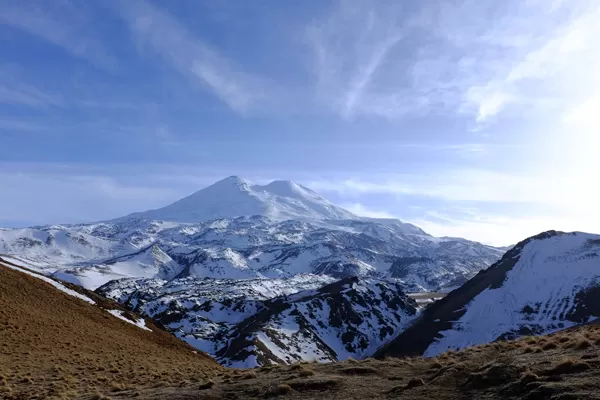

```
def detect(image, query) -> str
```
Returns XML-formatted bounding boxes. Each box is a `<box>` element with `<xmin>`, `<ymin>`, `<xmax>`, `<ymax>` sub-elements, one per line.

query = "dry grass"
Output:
<box><xmin>197</xmin><ymin>379</ymin><xmax>215</xmax><ymax>390</ymax></box>
<box><xmin>241</xmin><ymin>371</ymin><xmax>258</xmax><ymax>380</ymax></box>
<box><xmin>89</xmin><ymin>394</ymin><xmax>112</xmax><ymax>400</ymax></box>
<box><xmin>0</xmin><ymin>263</ymin><xmax>221</xmax><ymax>399</ymax></box>
<box><xmin>339</xmin><ymin>366</ymin><xmax>379</xmax><ymax>375</ymax></box>
<box><xmin>542</xmin><ymin>341</ymin><xmax>558</xmax><ymax>350</ymax></box>
<box><xmin>545</xmin><ymin>358</ymin><xmax>591</xmax><ymax>376</ymax></box>
<box><xmin>264</xmin><ymin>384</ymin><xmax>292</xmax><ymax>396</ymax></box>
<box><xmin>6</xmin><ymin>260</ymin><xmax>600</xmax><ymax>400</ymax></box>
<box><xmin>289</xmin><ymin>363</ymin><xmax>315</xmax><ymax>377</ymax></box>
<box><xmin>287</xmin><ymin>377</ymin><xmax>342</xmax><ymax>392</ymax></box>
<box><xmin>297</xmin><ymin>368</ymin><xmax>316</xmax><ymax>377</ymax></box>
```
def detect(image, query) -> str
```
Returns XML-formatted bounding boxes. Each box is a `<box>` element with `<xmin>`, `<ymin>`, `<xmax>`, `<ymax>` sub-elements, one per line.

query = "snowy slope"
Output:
<box><xmin>378</xmin><ymin>230</ymin><xmax>600</xmax><ymax>359</ymax></box>
<box><xmin>218</xmin><ymin>277</ymin><xmax>418</xmax><ymax>367</ymax></box>
<box><xmin>0</xmin><ymin>213</ymin><xmax>502</xmax><ymax>292</ymax></box>
<box><xmin>98</xmin><ymin>274</ymin><xmax>335</xmax><ymax>359</ymax></box>
<box><xmin>97</xmin><ymin>275</ymin><xmax>417</xmax><ymax>367</ymax></box>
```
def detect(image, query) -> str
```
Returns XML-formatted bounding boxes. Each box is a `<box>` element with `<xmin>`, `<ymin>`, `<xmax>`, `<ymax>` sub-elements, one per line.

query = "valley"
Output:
<box><xmin>5</xmin><ymin>256</ymin><xmax>600</xmax><ymax>399</ymax></box>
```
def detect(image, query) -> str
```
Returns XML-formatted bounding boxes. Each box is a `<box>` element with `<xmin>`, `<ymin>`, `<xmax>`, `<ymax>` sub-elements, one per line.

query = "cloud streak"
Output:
<box><xmin>307</xmin><ymin>1</ymin><xmax>411</xmax><ymax>119</ymax></box>
<box><xmin>115</xmin><ymin>0</ymin><xmax>276</xmax><ymax>115</ymax></box>
<box><xmin>0</xmin><ymin>0</ymin><xmax>116</xmax><ymax>70</ymax></box>
<box><xmin>0</xmin><ymin>83</ymin><xmax>63</xmax><ymax>109</ymax></box>
<box><xmin>339</xmin><ymin>203</ymin><xmax>396</xmax><ymax>219</ymax></box>
<box><xmin>306</xmin><ymin>0</ymin><xmax>600</xmax><ymax>123</ymax></box>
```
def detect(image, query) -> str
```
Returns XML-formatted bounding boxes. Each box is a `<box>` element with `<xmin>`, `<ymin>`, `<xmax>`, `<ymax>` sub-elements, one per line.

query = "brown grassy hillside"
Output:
<box><xmin>0</xmin><ymin>263</ymin><xmax>221</xmax><ymax>399</ymax></box>
<box><xmin>4</xmin><ymin>260</ymin><xmax>600</xmax><ymax>399</ymax></box>
<box><xmin>120</xmin><ymin>323</ymin><xmax>600</xmax><ymax>399</ymax></box>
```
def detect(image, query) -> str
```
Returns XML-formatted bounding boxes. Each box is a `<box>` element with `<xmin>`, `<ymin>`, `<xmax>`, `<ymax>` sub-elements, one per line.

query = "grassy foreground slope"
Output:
<box><xmin>132</xmin><ymin>323</ymin><xmax>600</xmax><ymax>399</ymax></box>
<box><xmin>3</xmin><ymin>258</ymin><xmax>600</xmax><ymax>399</ymax></box>
<box><xmin>0</xmin><ymin>262</ymin><xmax>221</xmax><ymax>399</ymax></box>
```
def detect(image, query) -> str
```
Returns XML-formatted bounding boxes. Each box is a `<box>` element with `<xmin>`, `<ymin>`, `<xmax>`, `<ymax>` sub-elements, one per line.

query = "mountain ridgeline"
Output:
<box><xmin>98</xmin><ymin>275</ymin><xmax>418</xmax><ymax>367</ymax></box>
<box><xmin>0</xmin><ymin>176</ymin><xmax>503</xmax><ymax>293</ymax></box>
<box><xmin>377</xmin><ymin>230</ymin><xmax>600</xmax><ymax>359</ymax></box>
<box><xmin>7</xmin><ymin>177</ymin><xmax>600</xmax><ymax>368</ymax></box>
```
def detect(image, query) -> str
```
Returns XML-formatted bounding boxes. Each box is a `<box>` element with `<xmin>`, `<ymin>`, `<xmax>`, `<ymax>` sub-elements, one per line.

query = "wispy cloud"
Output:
<box><xmin>340</xmin><ymin>203</ymin><xmax>396</xmax><ymax>219</ymax></box>
<box><xmin>306</xmin><ymin>1</ymin><xmax>411</xmax><ymax>119</ymax></box>
<box><xmin>306</xmin><ymin>0</ymin><xmax>600</xmax><ymax>123</ymax></box>
<box><xmin>308</xmin><ymin>169</ymin><xmax>600</xmax><ymax>211</ymax></box>
<box><xmin>0</xmin><ymin>118</ymin><xmax>51</xmax><ymax>132</ymax></box>
<box><xmin>114</xmin><ymin>0</ymin><xmax>276</xmax><ymax>115</ymax></box>
<box><xmin>0</xmin><ymin>170</ymin><xmax>177</xmax><ymax>225</ymax></box>
<box><xmin>307</xmin><ymin>165</ymin><xmax>600</xmax><ymax>245</ymax></box>
<box><xmin>0</xmin><ymin>162</ymin><xmax>223</xmax><ymax>225</ymax></box>
<box><xmin>461</xmin><ymin>1</ymin><xmax>600</xmax><ymax>122</ymax></box>
<box><xmin>0</xmin><ymin>0</ymin><xmax>116</xmax><ymax>70</ymax></box>
<box><xmin>0</xmin><ymin>83</ymin><xmax>63</xmax><ymax>109</ymax></box>
<box><xmin>411</xmin><ymin>211</ymin><xmax>572</xmax><ymax>247</ymax></box>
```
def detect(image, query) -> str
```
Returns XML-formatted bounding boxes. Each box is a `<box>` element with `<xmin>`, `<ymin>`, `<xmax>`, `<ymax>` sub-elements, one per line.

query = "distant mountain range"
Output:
<box><xmin>0</xmin><ymin>176</ymin><xmax>503</xmax><ymax>292</ymax></box>
<box><xmin>0</xmin><ymin>176</ymin><xmax>506</xmax><ymax>365</ymax></box>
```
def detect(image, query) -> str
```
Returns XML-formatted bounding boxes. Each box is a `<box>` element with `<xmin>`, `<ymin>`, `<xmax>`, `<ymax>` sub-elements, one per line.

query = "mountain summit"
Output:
<box><xmin>121</xmin><ymin>176</ymin><xmax>357</xmax><ymax>223</ymax></box>
<box><xmin>0</xmin><ymin>175</ymin><xmax>505</xmax><ymax>367</ymax></box>
<box><xmin>0</xmin><ymin>176</ymin><xmax>503</xmax><ymax>291</ymax></box>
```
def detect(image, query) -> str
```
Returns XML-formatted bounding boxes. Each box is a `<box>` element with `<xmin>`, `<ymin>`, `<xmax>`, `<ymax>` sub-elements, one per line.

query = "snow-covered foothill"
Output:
<box><xmin>378</xmin><ymin>231</ymin><xmax>600</xmax><ymax>359</ymax></box>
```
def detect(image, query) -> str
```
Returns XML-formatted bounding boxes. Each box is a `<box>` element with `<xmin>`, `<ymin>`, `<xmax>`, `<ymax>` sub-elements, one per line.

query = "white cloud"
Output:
<box><xmin>411</xmin><ymin>213</ymin><xmax>574</xmax><ymax>247</ymax></box>
<box><xmin>563</xmin><ymin>97</ymin><xmax>600</xmax><ymax>127</ymax></box>
<box><xmin>306</xmin><ymin>1</ymin><xmax>412</xmax><ymax>119</ymax></box>
<box><xmin>0</xmin><ymin>83</ymin><xmax>63</xmax><ymax>109</ymax></box>
<box><xmin>339</xmin><ymin>203</ymin><xmax>395</xmax><ymax>219</ymax></box>
<box><xmin>307</xmin><ymin>166</ymin><xmax>600</xmax><ymax>245</ymax></box>
<box><xmin>115</xmin><ymin>0</ymin><xmax>275</xmax><ymax>115</ymax></box>
<box><xmin>0</xmin><ymin>171</ymin><xmax>177</xmax><ymax>225</ymax></box>
<box><xmin>306</xmin><ymin>0</ymin><xmax>600</xmax><ymax>124</ymax></box>
<box><xmin>0</xmin><ymin>1</ymin><xmax>116</xmax><ymax>70</ymax></box>
<box><xmin>311</xmin><ymin>169</ymin><xmax>600</xmax><ymax>212</ymax></box>
<box><xmin>463</xmin><ymin>1</ymin><xmax>600</xmax><ymax>122</ymax></box>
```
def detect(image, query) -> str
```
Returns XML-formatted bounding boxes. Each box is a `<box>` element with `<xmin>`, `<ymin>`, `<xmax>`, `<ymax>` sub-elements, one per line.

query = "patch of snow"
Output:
<box><xmin>1</xmin><ymin>262</ymin><xmax>95</xmax><ymax>304</ymax></box>
<box><xmin>106</xmin><ymin>309</ymin><xmax>151</xmax><ymax>331</ymax></box>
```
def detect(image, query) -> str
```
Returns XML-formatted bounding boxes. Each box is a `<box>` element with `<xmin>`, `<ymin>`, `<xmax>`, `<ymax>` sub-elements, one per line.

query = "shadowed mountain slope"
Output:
<box><xmin>376</xmin><ymin>230</ymin><xmax>600</xmax><ymax>359</ymax></box>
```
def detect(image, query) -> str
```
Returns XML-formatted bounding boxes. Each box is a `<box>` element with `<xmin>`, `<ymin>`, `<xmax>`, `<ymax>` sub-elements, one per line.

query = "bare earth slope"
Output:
<box><xmin>0</xmin><ymin>262</ymin><xmax>220</xmax><ymax>399</ymax></box>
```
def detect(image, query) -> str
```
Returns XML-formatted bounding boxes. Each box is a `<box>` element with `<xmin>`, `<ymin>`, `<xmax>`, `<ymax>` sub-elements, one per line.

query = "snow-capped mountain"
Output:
<box><xmin>0</xmin><ymin>176</ymin><xmax>509</xmax><ymax>366</ymax></box>
<box><xmin>0</xmin><ymin>177</ymin><xmax>503</xmax><ymax>292</ymax></box>
<box><xmin>97</xmin><ymin>275</ymin><xmax>418</xmax><ymax>367</ymax></box>
<box><xmin>120</xmin><ymin>176</ymin><xmax>357</xmax><ymax>223</ymax></box>
<box><xmin>377</xmin><ymin>230</ymin><xmax>600</xmax><ymax>359</ymax></box>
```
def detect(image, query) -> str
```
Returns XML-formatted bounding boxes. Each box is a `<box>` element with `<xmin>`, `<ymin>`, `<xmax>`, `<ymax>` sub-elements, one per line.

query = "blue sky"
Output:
<box><xmin>1</xmin><ymin>0</ymin><xmax>599</xmax><ymax>245</ymax></box>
